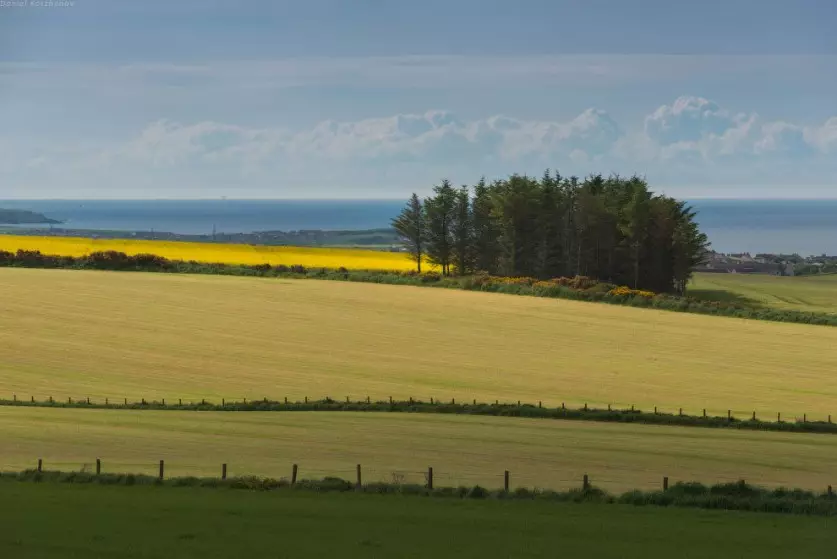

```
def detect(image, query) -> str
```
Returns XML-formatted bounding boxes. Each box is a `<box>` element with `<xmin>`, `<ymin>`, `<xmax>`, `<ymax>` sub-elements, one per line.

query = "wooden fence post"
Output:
<box><xmin>291</xmin><ymin>464</ymin><xmax>298</xmax><ymax>485</ymax></box>
<box><xmin>158</xmin><ymin>460</ymin><xmax>164</xmax><ymax>480</ymax></box>
<box><xmin>38</xmin><ymin>458</ymin><xmax>42</xmax><ymax>472</ymax></box>
<box><xmin>504</xmin><ymin>470</ymin><xmax>510</xmax><ymax>493</ymax></box>
<box><xmin>222</xmin><ymin>463</ymin><xmax>227</xmax><ymax>480</ymax></box>
<box><xmin>663</xmin><ymin>476</ymin><xmax>669</xmax><ymax>491</ymax></box>
<box><xmin>583</xmin><ymin>474</ymin><xmax>589</xmax><ymax>490</ymax></box>
<box><xmin>427</xmin><ymin>467</ymin><xmax>434</xmax><ymax>490</ymax></box>
<box><xmin>96</xmin><ymin>458</ymin><xmax>101</xmax><ymax>475</ymax></box>
<box><xmin>356</xmin><ymin>464</ymin><xmax>362</xmax><ymax>488</ymax></box>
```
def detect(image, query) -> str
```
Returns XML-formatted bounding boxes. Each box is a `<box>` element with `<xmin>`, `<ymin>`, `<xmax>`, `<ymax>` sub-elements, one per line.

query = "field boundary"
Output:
<box><xmin>4</xmin><ymin>468</ymin><xmax>837</xmax><ymax>518</ymax></box>
<box><xmin>2</xmin><ymin>248</ymin><xmax>837</xmax><ymax>327</ymax></box>
<box><xmin>3</xmin><ymin>396</ymin><xmax>835</xmax><ymax>435</ymax></box>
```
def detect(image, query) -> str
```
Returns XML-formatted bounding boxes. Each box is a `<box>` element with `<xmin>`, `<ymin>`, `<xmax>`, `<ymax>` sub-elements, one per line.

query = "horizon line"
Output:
<box><xmin>4</xmin><ymin>197</ymin><xmax>837</xmax><ymax>202</ymax></box>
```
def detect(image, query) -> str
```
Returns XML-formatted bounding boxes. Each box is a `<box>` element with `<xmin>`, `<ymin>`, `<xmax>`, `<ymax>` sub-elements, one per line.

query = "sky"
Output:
<box><xmin>1</xmin><ymin>0</ymin><xmax>836</xmax><ymax>199</ymax></box>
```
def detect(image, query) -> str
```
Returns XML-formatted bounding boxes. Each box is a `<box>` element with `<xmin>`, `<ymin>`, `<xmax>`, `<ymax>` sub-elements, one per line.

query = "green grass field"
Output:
<box><xmin>690</xmin><ymin>272</ymin><xmax>837</xmax><ymax>313</ymax></box>
<box><xmin>0</xmin><ymin>482</ymin><xmax>834</xmax><ymax>558</ymax></box>
<box><xmin>2</xmin><ymin>267</ymin><xmax>837</xmax><ymax>417</ymax></box>
<box><xmin>3</xmin><ymin>407</ymin><xmax>837</xmax><ymax>492</ymax></box>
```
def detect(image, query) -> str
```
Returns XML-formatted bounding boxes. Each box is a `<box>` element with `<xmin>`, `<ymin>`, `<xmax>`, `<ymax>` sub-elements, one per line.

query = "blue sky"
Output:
<box><xmin>1</xmin><ymin>0</ymin><xmax>836</xmax><ymax>199</ymax></box>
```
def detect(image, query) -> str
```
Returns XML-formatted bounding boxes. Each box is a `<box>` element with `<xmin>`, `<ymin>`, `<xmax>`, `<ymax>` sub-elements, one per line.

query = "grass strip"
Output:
<box><xmin>2</xmin><ymin>397</ymin><xmax>834</xmax><ymax>435</ymax></box>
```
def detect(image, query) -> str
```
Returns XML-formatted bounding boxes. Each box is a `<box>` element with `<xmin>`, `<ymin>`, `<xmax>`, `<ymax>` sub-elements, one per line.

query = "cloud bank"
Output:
<box><xmin>3</xmin><ymin>96</ymin><xmax>836</xmax><ymax>198</ymax></box>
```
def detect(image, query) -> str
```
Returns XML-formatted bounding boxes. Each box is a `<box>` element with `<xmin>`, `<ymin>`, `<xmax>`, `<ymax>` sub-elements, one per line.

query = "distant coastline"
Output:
<box><xmin>0</xmin><ymin>209</ymin><xmax>62</xmax><ymax>225</ymax></box>
<box><xmin>1</xmin><ymin>198</ymin><xmax>836</xmax><ymax>255</ymax></box>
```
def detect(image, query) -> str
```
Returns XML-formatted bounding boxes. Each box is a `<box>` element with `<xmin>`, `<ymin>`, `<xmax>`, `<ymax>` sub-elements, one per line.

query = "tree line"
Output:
<box><xmin>391</xmin><ymin>171</ymin><xmax>710</xmax><ymax>294</ymax></box>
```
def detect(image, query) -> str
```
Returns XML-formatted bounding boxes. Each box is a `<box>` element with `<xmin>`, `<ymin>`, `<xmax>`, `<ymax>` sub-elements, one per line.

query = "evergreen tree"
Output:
<box><xmin>424</xmin><ymin>180</ymin><xmax>458</xmax><ymax>275</ymax></box>
<box><xmin>471</xmin><ymin>177</ymin><xmax>499</xmax><ymax>274</ymax></box>
<box><xmin>391</xmin><ymin>193</ymin><xmax>425</xmax><ymax>273</ymax></box>
<box><xmin>451</xmin><ymin>185</ymin><xmax>473</xmax><ymax>275</ymax></box>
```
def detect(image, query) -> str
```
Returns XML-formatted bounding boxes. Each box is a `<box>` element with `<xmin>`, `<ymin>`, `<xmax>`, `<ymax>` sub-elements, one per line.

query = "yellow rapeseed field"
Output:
<box><xmin>2</xmin><ymin>267</ymin><xmax>837</xmax><ymax>417</ymax></box>
<box><xmin>0</xmin><ymin>234</ymin><xmax>416</xmax><ymax>271</ymax></box>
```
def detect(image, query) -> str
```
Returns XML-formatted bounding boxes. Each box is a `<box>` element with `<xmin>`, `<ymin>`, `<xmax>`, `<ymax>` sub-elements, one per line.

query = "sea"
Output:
<box><xmin>1</xmin><ymin>199</ymin><xmax>836</xmax><ymax>256</ymax></box>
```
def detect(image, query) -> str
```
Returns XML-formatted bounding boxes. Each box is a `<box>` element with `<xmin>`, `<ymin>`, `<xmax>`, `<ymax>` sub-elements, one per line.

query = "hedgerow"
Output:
<box><xmin>3</xmin><ymin>470</ymin><xmax>836</xmax><ymax>517</ymax></box>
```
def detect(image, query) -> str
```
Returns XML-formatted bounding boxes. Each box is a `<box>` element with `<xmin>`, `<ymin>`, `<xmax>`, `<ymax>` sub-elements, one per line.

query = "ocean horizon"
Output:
<box><xmin>2</xmin><ymin>198</ymin><xmax>836</xmax><ymax>256</ymax></box>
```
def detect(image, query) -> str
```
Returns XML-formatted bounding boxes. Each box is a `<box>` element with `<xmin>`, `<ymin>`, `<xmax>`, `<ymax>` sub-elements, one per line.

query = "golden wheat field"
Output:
<box><xmin>2</xmin><ymin>267</ymin><xmax>837</xmax><ymax>417</ymax></box>
<box><xmin>3</xmin><ymin>407</ymin><xmax>837</xmax><ymax>492</ymax></box>
<box><xmin>0</xmin><ymin>234</ymin><xmax>415</xmax><ymax>271</ymax></box>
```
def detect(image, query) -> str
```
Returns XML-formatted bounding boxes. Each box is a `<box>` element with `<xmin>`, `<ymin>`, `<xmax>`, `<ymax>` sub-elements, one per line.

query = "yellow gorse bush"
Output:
<box><xmin>0</xmin><ymin>235</ymin><xmax>419</xmax><ymax>272</ymax></box>
<box><xmin>608</xmin><ymin>286</ymin><xmax>656</xmax><ymax>299</ymax></box>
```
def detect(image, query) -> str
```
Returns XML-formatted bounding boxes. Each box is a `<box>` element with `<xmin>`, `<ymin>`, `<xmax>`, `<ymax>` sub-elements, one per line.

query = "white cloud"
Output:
<box><xmin>2</xmin><ymin>96</ymin><xmax>835</xmax><ymax>198</ymax></box>
<box><xmin>804</xmin><ymin>117</ymin><xmax>837</xmax><ymax>153</ymax></box>
<box><xmin>636</xmin><ymin>96</ymin><xmax>836</xmax><ymax>162</ymax></box>
<box><xmin>644</xmin><ymin>96</ymin><xmax>743</xmax><ymax>144</ymax></box>
<box><xmin>100</xmin><ymin>108</ymin><xmax>622</xmax><ymax>167</ymax></box>
<box><xmin>755</xmin><ymin>121</ymin><xmax>813</xmax><ymax>155</ymax></box>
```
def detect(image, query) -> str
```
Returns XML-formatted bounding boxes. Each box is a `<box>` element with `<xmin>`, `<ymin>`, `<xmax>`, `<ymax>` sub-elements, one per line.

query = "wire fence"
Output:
<box><xmin>1</xmin><ymin>394</ymin><xmax>833</xmax><ymax>427</ymax></box>
<box><xmin>4</xmin><ymin>458</ymin><xmax>834</xmax><ymax>495</ymax></box>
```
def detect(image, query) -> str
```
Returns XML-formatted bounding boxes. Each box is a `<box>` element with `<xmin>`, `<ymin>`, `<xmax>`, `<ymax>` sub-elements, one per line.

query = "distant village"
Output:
<box><xmin>696</xmin><ymin>251</ymin><xmax>837</xmax><ymax>276</ymax></box>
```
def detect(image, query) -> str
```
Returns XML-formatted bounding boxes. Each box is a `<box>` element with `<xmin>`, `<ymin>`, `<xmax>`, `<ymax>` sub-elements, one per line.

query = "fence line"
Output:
<box><xmin>14</xmin><ymin>457</ymin><xmax>837</xmax><ymax>497</ymax></box>
<box><xmin>2</xmin><ymin>395</ymin><xmax>835</xmax><ymax>434</ymax></box>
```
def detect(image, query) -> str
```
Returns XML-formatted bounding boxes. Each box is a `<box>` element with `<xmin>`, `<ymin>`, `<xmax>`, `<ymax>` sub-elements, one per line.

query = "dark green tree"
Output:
<box><xmin>391</xmin><ymin>193</ymin><xmax>425</xmax><ymax>273</ymax></box>
<box><xmin>424</xmin><ymin>180</ymin><xmax>458</xmax><ymax>275</ymax></box>
<box><xmin>471</xmin><ymin>177</ymin><xmax>499</xmax><ymax>274</ymax></box>
<box><xmin>451</xmin><ymin>185</ymin><xmax>473</xmax><ymax>275</ymax></box>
